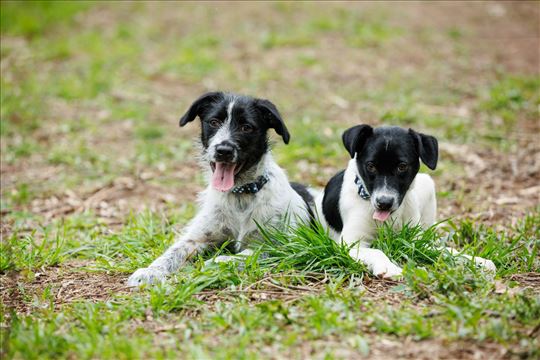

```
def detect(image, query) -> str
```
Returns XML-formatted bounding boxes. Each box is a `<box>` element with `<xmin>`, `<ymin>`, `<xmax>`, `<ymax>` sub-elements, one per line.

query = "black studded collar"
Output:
<box><xmin>231</xmin><ymin>174</ymin><xmax>270</xmax><ymax>195</ymax></box>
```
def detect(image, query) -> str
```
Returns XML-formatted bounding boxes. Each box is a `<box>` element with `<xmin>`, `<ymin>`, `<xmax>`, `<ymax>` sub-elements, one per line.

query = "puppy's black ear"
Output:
<box><xmin>408</xmin><ymin>129</ymin><xmax>438</xmax><ymax>170</ymax></box>
<box><xmin>255</xmin><ymin>99</ymin><xmax>290</xmax><ymax>144</ymax></box>
<box><xmin>342</xmin><ymin>125</ymin><xmax>373</xmax><ymax>158</ymax></box>
<box><xmin>179</xmin><ymin>91</ymin><xmax>224</xmax><ymax>127</ymax></box>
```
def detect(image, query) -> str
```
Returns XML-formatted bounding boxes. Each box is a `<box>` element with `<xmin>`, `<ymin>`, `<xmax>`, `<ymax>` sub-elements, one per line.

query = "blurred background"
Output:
<box><xmin>1</xmin><ymin>1</ymin><xmax>538</xmax><ymax>233</ymax></box>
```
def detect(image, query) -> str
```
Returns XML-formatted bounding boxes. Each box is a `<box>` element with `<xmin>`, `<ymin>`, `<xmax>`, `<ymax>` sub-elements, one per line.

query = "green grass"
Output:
<box><xmin>0</xmin><ymin>230</ymin><xmax>66</xmax><ymax>272</ymax></box>
<box><xmin>257</xmin><ymin>218</ymin><xmax>367</xmax><ymax>276</ymax></box>
<box><xmin>2</xmin><ymin>1</ymin><xmax>539</xmax><ymax>359</ymax></box>
<box><xmin>0</xmin><ymin>1</ymin><xmax>91</xmax><ymax>38</ymax></box>
<box><xmin>481</xmin><ymin>75</ymin><xmax>540</xmax><ymax>124</ymax></box>
<box><xmin>444</xmin><ymin>213</ymin><xmax>540</xmax><ymax>276</ymax></box>
<box><xmin>3</xmin><ymin>214</ymin><xmax>540</xmax><ymax>359</ymax></box>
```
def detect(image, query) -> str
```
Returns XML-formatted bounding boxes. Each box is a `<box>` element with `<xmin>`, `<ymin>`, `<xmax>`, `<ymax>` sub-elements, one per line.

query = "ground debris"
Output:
<box><xmin>0</xmin><ymin>262</ymin><xmax>128</xmax><ymax>316</ymax></box>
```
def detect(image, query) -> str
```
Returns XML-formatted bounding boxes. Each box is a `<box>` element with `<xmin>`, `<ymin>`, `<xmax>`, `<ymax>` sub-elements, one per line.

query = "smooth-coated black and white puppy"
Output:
<box><xmin>128</xmin><ymin>92</ymin><xmax>314</xmax><ymax>286</ymax></box>
<box><xmin>316</xmin><ymin>125</ymin><xmax>494</xmax><ymax>278</ymax></box>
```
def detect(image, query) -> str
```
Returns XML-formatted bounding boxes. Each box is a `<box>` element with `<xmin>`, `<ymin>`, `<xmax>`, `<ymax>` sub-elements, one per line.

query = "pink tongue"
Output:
<box><xmin>373</xmin><ymin>210</ymin><xmax>391</xmax><ymax>222</ymax></box>
<box><xmin>211</xmin><ymin>162</ymin><xmax>236</xmax><ymax>192</ymax></box>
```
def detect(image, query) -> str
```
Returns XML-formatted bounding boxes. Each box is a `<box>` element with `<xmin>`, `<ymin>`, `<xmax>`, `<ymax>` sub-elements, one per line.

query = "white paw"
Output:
<box><xmin>127</xmin><ymin>267</ymin><xmax>167</xmax><ymax>287</ymax></box>
<box><xmin>474</xmin><ymin>257</ymin><xmax>497</xmax><ymax>272</ymax></box>
<box><xmin>372</xmin><ymin>261</ymin><xmax>403</xmax><ymax>279</ymax></box>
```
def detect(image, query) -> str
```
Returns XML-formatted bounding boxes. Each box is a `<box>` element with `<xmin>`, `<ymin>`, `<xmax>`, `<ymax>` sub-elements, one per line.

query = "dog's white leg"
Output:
<box><xmin>127</xmin><ymin>211</ymin><xmax>217</xmax><ymax>286</ymax></box>
<box><xmin>444</xmin><ymin>247</ymin><xmax>497</xmax><ymax>272</ymax></box>
<box><xmin>341</xmin><ymin>218</ymin><xmax>402</xmax><ymax>278</ymax></box>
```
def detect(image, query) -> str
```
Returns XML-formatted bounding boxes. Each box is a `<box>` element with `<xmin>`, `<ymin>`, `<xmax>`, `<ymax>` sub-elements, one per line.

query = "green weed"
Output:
<box><xmin>1</xmin><ymin>229</ymin><xmax>68</xmax><ymax>273</ymax></box>
<box><xmin>257</xmin><ymin>219</ymin><xmax>366</xmax><ymax>276</ymax></box>
<box><xmin>0</xmin><ymin>1</ymin><xmax>92</xmax><ymax>38</ymax></box>
<box><xmin>481</xmin><ymin>75</ymin><xmax>540</xmax><ymax>124</ymax></box>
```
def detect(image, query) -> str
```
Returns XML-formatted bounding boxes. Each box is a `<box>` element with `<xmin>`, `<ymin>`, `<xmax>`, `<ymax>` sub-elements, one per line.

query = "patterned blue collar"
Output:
<box><xmin>231</xmin><ymin>174</ymin><xmax>270</xmax><ymax>195</ymax></box>
<box><xmin>354</xmin><ymin>175</ymin><xmax>371</xmax><ymax>200</ymax></box>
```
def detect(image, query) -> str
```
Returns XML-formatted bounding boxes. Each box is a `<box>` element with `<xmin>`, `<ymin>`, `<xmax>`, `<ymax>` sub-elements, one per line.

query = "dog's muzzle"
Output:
<box><xmin>214</xmin><ymin>142</ymin><xmax>237</xmax><ymax>163</ymax></box>
<box><xmin>209</xmin><ymin>141</ymin><xmax>241</xmax><ymax>192</ymax></box>
<box><xmin>371</xmin><ymin>191</ymin><xmax>399</xmax><ymax>222</ymax></box>
<box><xmin>375</xmin><ymin>196</ymin><xmax>394</xmax><ymax>211</ymax></box>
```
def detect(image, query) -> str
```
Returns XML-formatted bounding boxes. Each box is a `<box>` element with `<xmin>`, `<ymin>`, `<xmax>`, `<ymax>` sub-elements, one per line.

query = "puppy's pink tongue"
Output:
<box><xmin>211</xmin><ymin>162</ymin><xmax>236</xmax><ymax>192</ymax></box>
<box><xmin>373</xmin><ymin>210</ymin><xmax>391</xmax><ymax>222</ymax></box>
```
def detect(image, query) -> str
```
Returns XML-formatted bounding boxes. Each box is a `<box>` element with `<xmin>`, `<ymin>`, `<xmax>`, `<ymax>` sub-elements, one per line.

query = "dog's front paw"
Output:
<box><xmin>474</xmin><ymin>257</ymin><xmax>497</xmax><ymax>272</ymax></box>
<box><xmin>127</xmin><ymin>267</ymin><xmax>167</xmax><ymax>287</ymax></box>
<box><xmin>372</xmin><ymin>262</ymin><xmax>403</xmax><ymax>279</ymax></box>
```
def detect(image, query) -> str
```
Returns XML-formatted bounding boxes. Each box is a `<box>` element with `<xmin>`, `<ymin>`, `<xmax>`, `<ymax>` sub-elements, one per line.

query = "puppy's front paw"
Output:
<box><xmin>474</xmin><ymin>257</ymin><xmax>497</xmax><ymax>272</ymax></box>
<box><xmin>372</xmin><ymin>262</ymin><xmax>403</xmax><ymax>279</ymax></box>
<box><xmin>127</xmin><ymin>267</ymin><xmax>167</xmax><ymax>287</ymax></box>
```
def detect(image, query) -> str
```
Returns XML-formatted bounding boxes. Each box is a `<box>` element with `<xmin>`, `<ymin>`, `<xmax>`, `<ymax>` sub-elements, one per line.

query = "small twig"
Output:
<box><xmin>483</xmin><ymin>310</ymin><xmax>503</xmax><ymax>318</ymax></box>
<box><xmin>266</xmin><ymin>279</ymin><xmax>308</xmax><ymax>293</ymax></box>
<box><xmin>154</xmin><ymin>324</ymin><xmax>184</xmax><ymax>333</ymax></box>
<box><xmin>424</xmin><ymin>310</ymin><xmax>443</xmax><ymax>318</ymax></box>
<box><xmin>243</xmin><ymin>275</ymin><xmax>273</xmax><ymax>291</ymax></box>
<box><xmin>55</xmin><ymin>280</ymin><xmax>75</xmax><ymax>300</ymax></box>
<box><xmin>283</xmin><ymin>295</ymin><xmax>308</xmax><ymax>305</ymax></box>
<box><xmin>528</xmin><ymin>322</ymin><xmax>540</xmax><ymax>338</ymax></box>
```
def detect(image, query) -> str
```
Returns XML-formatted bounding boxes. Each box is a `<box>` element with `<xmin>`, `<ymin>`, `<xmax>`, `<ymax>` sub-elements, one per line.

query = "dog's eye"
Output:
<box><xmin>209</xmin><ymin>119</ymin><xmax>222</xmax><ymax>128</ymax></box>
<box><xmin>397</xmin><ymin>163</ymin><xmax>408</xmax><ymax>173</ymax></box>
<box><xmin>241</xmin><ymin>124</ymin><xmax>253</xmax><ymax>133</ymax></box>
<box><xmin>366</xmin><ymin>162</ymin><xmax>377</xmax><ymax>173</ymax></box>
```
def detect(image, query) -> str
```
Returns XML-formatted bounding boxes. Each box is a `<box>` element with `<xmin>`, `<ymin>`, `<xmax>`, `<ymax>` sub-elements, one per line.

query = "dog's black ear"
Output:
<box><xmin>342</xmin><ymin>125</ymin><xmax>373</xmax><ymax>158</ymax></box>
<box><xmin>179</xmin><ymin>91</ymin><xmax>224</xmax><ymax>127</ymax></box>
<box><xmin>408</xmin><ymin>129</ymin><xmax>438</xmax><ymax>170</ymax></box>
<box><xmin>255</xmin><ymin>99</ymin><xmax>290</xmax><ymax>144</ymax></box>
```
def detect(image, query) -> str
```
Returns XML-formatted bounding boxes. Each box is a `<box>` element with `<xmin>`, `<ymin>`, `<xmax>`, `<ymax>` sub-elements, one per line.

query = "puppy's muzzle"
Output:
<box><xmin>375</xmin><ymin>196</ymin><xmax>394</xmax><ymax>211</ymax></box>
<box><xmin>214</xmin><ymin>142</ymin><xmax>237</xmax><ymax>163</ymax></box>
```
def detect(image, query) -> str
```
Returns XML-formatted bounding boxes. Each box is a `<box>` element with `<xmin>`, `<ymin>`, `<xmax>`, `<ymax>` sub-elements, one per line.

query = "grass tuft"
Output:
<box><xmin>1</xmin><ymin>228</ymin><xmax>68</xmax><ymax>273</ymax></box>
<box><xmin>256</xmin><ymin>219</ymin><xmax>366</xmax><ymax>276</ymax></box>
<box><xmin>371</xmin><ymin>221</ymin><xmax>446</xmax><ymax>266</ymax></box>
<box><xmin>443</xmin><ymin>212</ymin><xmax>540</xmax><ymax>276</ymax></box>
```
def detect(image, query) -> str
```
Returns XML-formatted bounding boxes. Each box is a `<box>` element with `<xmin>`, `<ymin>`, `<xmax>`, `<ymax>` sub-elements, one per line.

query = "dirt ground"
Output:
<box><xmin>1</xmin><ymin>2</ymin><xmax>538</xmax><ymax>230</ymax></box>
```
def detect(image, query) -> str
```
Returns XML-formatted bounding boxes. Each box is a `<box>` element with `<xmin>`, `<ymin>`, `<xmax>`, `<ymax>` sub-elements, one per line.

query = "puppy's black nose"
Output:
<box><xmin>215</xmin><ymin>143</ymin><xmax>235</xmax><ymax>162</ymax></box>
<box><xmin>375</xmin><ymin>196</ymin><xmax>394</xmax><ymax>211</ymax></box>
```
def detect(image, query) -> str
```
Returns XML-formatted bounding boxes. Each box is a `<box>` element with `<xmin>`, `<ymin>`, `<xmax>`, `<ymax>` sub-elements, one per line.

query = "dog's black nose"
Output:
<box><xmin>215</xmin><ymin>143</ymin><xmax>235</xmax><ymax>162</ymax></box>
<box><xmin>375</xmin><ymin>196</ymin><xmax>394</xmax><ymax>211</ymax></box>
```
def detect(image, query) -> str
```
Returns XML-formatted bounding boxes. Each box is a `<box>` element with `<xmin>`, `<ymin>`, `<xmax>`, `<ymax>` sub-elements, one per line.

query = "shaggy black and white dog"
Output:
<box><xmin>316</xmin><ymin>125</ymin><xmax>495</xmax><ymax>278</ymax></box>
<box><xmin>128</xmin><ymin>92</ymin><xmax>314</xmax><ymax>286</ymax></box>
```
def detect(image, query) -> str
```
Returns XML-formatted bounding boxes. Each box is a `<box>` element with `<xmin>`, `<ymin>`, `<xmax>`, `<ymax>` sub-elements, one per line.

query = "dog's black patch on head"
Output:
<box><xmin>321</xmin><ymin>170</ymin><xmax>345</xmax><ymax>232</ymax></box>
<box><xmin>178</xmin><ymin>92</ymin><xmax>290</xmax><ymax>182</ymax></box>
<box><xmin>352</xmin><ymin>126</ymin><xmax>438</xmax><ymax>209</ymax></box>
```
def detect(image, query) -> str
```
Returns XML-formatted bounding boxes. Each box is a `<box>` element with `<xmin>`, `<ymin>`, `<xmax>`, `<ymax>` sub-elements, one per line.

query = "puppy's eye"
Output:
<box><xmin>366</xmin><ymin>162</ymin><xmax>377</xmax><ymax>173</ymax></box>
<box><xmin>397</xmin><ymin>163</ymin><xmax>408</xmax><ymax>173</ymax></box>
<box><xmin>240</xmin><ymin>124</ymin><xmax>253</xmax><ymax>133</ymax></box>
<box><xmin>209</xmin><ymin>119</ymin><xmax>221</xmax><ymax>128</ymax></box>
